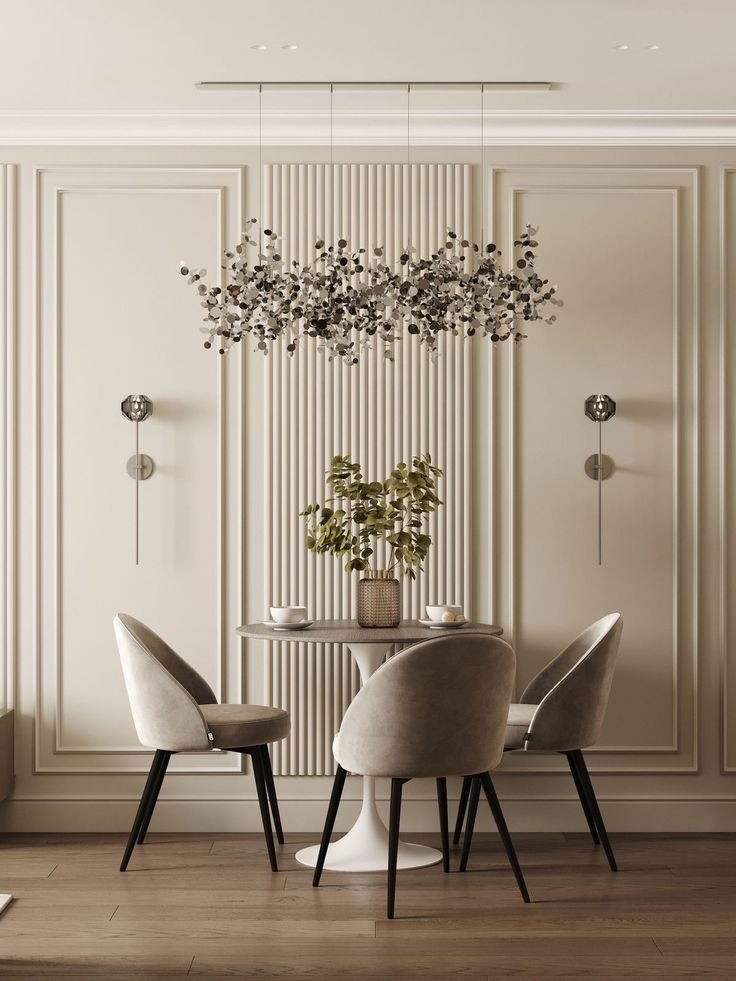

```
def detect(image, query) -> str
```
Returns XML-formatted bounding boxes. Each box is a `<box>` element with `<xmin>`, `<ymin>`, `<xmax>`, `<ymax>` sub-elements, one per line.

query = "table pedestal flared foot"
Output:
<box><xmin>295</xmin><ymin>642</ymin><xmax>442</xmax><ymax>873</ymax></box>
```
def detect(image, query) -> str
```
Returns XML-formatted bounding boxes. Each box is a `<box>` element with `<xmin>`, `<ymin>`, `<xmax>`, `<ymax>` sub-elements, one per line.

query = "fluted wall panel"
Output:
<box><xmin>263</xmin><ymin>163</ymin><xmax>473</xmax><ymax>775</ymax></box>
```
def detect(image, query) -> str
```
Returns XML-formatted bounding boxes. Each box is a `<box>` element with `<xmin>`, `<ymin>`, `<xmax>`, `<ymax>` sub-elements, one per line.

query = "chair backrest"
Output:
<box><xmin>520</xmin><ymin>613</ymin><xmax>623</xmax><ymax>752</ymax></box>
<box><xmin>334</xmin><ymin>633</ymin><xmax>515</xmax><ymax>779</ymax></box>
<box><xmin>113</xmin><ymin>614</ymin><xmax>217</xmax><ymax>752</ymax></box>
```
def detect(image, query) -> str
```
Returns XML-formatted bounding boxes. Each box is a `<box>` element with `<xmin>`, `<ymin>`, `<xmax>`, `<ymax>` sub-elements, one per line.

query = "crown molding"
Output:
<box><xmin>2</xmin><ymin>110</ymin><xmax>736</xmax><ymax>146</ymax></box>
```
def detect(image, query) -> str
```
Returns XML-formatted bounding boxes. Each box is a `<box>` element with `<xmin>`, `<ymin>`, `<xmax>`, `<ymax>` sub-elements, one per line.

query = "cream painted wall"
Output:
<box><xmin>0</xmin><ymin>145</ymin><xmax>733</xmax><ymax>833</ymax></box>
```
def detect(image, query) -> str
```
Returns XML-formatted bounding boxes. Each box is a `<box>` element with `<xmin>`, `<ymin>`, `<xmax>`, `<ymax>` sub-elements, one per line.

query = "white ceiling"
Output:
<box><xmin>1</xmin><ymin>0</ymin><xmax>733</xmax><ymax>113</ymax></box>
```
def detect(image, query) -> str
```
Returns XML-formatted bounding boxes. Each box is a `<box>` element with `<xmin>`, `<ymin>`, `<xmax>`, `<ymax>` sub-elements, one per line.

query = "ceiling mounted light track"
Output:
<box><xmin>196</xmin><ymin>80</ymin><xmax>555</xmax><ymax>91</ymax></box>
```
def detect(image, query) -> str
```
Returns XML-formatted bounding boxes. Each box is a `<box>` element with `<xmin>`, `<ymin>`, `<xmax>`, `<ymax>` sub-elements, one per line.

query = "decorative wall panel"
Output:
<box><xmin>722</xmin><ymin>168</ymin><xmax>736</xmax><ymax>772</ymax></box>
<box><xmin>34</xmin><ymin>167</ymin><xmax>244</xmax><ymax>774</ymax></box>
<box><xmin>489</xmin><ymin>167</ymin><xmax>699</xmax><ymax>774</ymax></box>
<box><xmin>3</xmin><ymin>147</ymin><xmax>727</xmax><ymax>833</ymax></box>
<box><xmin>262</xmin><ymin>164</ymin><xmax>473</xmax><ymax>774</ymax></box>
<box><xmin>0</xmin><ymin>165</ymin><xmax>15</xmax><ymax>713</ymax></box>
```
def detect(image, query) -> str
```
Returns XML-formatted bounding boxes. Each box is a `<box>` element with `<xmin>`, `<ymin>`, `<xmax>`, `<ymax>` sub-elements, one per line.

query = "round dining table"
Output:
<box><xmin>237</xmin><ymin>618</ymin><xmax>503</xmax><ymax>873</ymax></box>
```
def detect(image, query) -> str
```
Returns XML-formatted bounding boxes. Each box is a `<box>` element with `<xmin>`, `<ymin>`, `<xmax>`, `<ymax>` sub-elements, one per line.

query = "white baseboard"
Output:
<box><xmin>2</xmin><ymin>797</ymin><xmax>736</xmax><ymax>834</ymax></box>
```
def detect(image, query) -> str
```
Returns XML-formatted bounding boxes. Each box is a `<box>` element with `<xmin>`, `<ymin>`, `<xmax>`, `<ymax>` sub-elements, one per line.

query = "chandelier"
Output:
<box><xmin>181</xmin><ymin>84</ymin><xmax>562</xmax><ymax>365</ymax></box>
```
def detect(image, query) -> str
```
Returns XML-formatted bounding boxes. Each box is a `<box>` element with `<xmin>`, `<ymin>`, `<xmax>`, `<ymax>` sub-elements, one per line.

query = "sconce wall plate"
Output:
<box><xmin>126</xmin><ymin>454</ymin><xmax>155</xmax><ymax>481</ymax></box>
<box><xmin>584</xmin><ymin>453</ymin><xmax>614</xmax><ymax>481</ymax></box>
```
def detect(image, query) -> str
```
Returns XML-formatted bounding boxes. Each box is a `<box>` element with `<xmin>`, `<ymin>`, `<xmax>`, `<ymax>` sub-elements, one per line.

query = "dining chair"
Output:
<box><xmin>454</xmin><ymin>613</ymin><xmax>623</xmax><ymax>872</ymax></box>
<box><xmin>113</xmin><ymin>613</ymin><xmax>289</xmax><ymax>873</ymax></box>
<box><xmin>312</xmin><ymin>632</ymin><xmax>530</xmax><ymax>918</ymax></box>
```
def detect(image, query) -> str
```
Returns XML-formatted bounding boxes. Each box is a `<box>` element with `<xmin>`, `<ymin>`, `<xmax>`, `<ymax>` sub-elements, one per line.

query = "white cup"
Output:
<box><xmin>425</xmin><ymin>604</ymin><xmax>462</xmax><ymax>623</ymax></box>
<box><xmin>270</xmin><ymin>606</ymin><xmax>307</xmax><ymax>624</ymax></box>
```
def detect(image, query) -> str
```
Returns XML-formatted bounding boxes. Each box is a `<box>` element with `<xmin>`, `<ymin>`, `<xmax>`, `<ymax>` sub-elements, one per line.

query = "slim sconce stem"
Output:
<box><xmin>597</xmin><ymin>420</ymin><xmax>603</xmax><ymax>565</ymax></box>
<box><xmin>135</xmin><ymin>419</ymin><xmax>140</xmax><ymax>565</ymax></box>
<box><xmin>584</xmin><ymin>394</ymin><xmax>616</xmax><ymax>566</ymax></box>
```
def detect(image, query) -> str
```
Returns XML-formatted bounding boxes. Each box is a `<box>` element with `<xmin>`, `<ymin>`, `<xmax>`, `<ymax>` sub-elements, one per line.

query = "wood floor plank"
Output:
<box><xmin>653</xmin><ymin>937</ymin><xmax>736</xmax><ymax>955</ymax></box>
<box><xmin>0</xmin><ymin>859</ymin><xmax>57</xmax><ymax>878</ymax></box>
<box><xmin>0</xmin><ymin>902</ymin><xmax>118</xmax><ymax>926</ymax></box>
<box><xmin>11</xmin><ymin>916</ymin><xmax>375</xmax><ymax>942</ymax></box>
<box><xmin>0</xmin><ymin>950</ymin><xmax>195</xmax><ymax>976</ymax></box>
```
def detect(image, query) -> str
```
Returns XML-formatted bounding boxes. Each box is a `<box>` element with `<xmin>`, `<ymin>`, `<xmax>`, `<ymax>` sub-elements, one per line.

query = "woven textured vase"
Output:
<box><xmin>357</xmin><ymin>570</ymin><xmax>401</xmax><ymax>628</ymax></box>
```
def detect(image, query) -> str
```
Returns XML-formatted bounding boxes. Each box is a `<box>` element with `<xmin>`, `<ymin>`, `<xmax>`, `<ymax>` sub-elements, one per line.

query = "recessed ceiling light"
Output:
<box><xmin>647</xmin><ymin>44</ymin><xmax>660</xmax><ymax>50</ymax></box>
<box><xmin>250</xmin><ymin>44</ymin><xmax>267</xmax><ymax>51</ymax></box>
<box><xmin>614</xmin><ymin>43</ymin><xmax>629</xmax><ymax>50</ymax></box>
<box><xmin>282</xmin><ymin>43</ymin><xmax>298</xmax><ymax>50</ymax></box>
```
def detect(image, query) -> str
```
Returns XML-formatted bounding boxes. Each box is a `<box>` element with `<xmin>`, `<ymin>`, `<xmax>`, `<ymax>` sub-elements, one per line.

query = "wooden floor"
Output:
<box><xmin>1</xmin><ymin>831</ymin><xmax>736</xmax><ymax>979</ymax></box>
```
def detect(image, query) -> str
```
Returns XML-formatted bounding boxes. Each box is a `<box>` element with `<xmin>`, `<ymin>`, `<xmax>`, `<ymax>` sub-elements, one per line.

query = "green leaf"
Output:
<box><xmin>300</xmin><ymin>451</ymin><xmax>442</xmax><ymax>579</ymax></box>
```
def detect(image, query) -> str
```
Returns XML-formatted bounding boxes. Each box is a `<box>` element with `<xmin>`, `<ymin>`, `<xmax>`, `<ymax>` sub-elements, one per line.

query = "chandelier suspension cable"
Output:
<box><xmin>407</xmin><ymin>82</ymin><xmax>411</xmax><ymax>265</ymax></box>
<box><xmin>257</xmin><ymin>82</ymin><xmax>266</xmax><ymax>352</ymax></box>
<box><xmin>480</xmin><ymin>82</ymin><xmax>485</xmax><ymax>252</ymax></box>
<box><xmin>258</xmin><ymin>81</ymin><xmax>263</xmax><ymax>248</ymax></box>
<box><xmin>328</xmin><ymin>82</ymin><xmax>334</xmax><ymax>326</ymax></box>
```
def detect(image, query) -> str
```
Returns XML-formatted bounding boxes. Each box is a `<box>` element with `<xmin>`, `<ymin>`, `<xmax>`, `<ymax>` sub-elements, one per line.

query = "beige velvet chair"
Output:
<box><xmin>454</xmin><ymin>613</ymin><xmax>623</xmax><ymax>872</ymax></box>
<box><xmin>312</xmin><ymin>632</ymin><xmax>530</xmax><ymax>918</ymax></box>
<box><xmin>114</xmin><ymin>613</ymin><xmax>289</xmax><ymax>872</ymax></box>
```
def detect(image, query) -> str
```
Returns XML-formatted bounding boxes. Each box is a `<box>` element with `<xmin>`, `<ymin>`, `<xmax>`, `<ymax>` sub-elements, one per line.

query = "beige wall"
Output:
<box><xmin>0</xmin><ymin>144</ymin><xmax>733</xmax><ymax>832</ymax></box>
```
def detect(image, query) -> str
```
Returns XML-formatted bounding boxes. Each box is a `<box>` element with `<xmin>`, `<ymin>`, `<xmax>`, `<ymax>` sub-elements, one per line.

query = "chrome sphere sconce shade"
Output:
<box><xmin>584</xmin><ymin>394</ymin><xmax>616</xmax><ymax>566</ymax></box>
<box><xmin>121</xmin><ymin>395</ymin><xmax>154</xmax><ymax>565</ymax></box>
<box><xmin>121</xmin><ymin>394</ymin><xmax>153</xmax><ymax>424</ymax></box>
<box><xmin>585</xmin><ymin>393</ymin><xmax>616</xmax><ymax>424</ymax></box>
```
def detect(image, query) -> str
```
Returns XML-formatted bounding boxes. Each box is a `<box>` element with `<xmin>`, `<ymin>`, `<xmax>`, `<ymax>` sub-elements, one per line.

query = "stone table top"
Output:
<box><xmin>236</xmin><ymin>618</ymin><xmax>503</xmax><ymax>644</ymax></box>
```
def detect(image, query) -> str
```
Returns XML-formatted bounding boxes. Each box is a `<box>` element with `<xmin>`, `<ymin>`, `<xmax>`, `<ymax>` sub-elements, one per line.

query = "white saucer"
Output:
<box><xmin>418</xmin><ymin>618</ymin><xmax>468</xmax><ymax>630</ymax></box>
<box><xmin>257</xmin><ymin>619</ymin><xmax>314</xmax><ymax>631</ymax></box>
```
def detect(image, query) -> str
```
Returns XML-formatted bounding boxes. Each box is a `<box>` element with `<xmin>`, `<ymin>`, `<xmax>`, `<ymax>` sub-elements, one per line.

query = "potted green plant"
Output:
<box><xmin>300</xmin><ymin>453</ymin><xmax>443</xmax><ymax>627</ymax></box>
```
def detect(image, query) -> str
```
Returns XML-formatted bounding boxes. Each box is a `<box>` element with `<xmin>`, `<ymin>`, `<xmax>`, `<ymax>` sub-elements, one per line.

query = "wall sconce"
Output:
<box><xmin>584</xmin><ymin>394</ymin><xmax>616</xmax><ymax>566</ymax></box>
<box><xmin>121</xmin><ymin>395</ymin><xmax>154</xmax><ymax>565</ymax></box>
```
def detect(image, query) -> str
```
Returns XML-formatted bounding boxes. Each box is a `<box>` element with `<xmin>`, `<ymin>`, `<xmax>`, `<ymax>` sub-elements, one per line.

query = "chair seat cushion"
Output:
<box><xmin>200</xmin><ymin>703</ymin><xmax>289</xmax><ymax>750</ymax></box>
<box><xmin>505</xmin><ymin>703</ymin><xmax>538</xmax><ymax>750</ymax></box>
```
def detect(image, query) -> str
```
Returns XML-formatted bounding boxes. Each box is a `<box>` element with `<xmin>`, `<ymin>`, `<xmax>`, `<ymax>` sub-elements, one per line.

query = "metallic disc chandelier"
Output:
<box><xmin>181</xmin><ymin>83</ymin><xmax>562</xmax><ymax>364</ymax></box>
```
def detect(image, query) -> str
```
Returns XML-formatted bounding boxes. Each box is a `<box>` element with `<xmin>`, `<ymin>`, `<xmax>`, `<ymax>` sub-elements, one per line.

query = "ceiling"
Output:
<box><xmin>0</xmin><ymin>0</ymin><xmax>732</xmax><ymax>114</ymax></box>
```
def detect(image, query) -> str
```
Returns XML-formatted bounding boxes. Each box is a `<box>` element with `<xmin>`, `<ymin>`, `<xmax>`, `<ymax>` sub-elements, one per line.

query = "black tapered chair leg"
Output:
<box><xmin>573</xmin><ymin>750</ymin><xmax>618</xmax><ymax>872</ymax></box>
<box><xmin>313</xmin><ymin>764</ymin><xmax>348</xmax><ymax>887</ymax></box>
<box><xmin>137</xmin><ymin>751</ymin><xmax>171</xmax><ymax>844</ymax></box>
<box><xmin>453</xmin><ymin>775</ymin><xmax>472</xmax><ymax>845</ymax></box>
<box><xmin>120</xmin><ymin>750</ymin><xmax>166</xmax><ymax>872</ymax></box>
<box><xmin>250</xmin><ymin>745</ymin><xmax>278</xmax><ymax>872</ymax></box>
<box><xmin>259</xmin><ymin>745</ymin><xmax>284</xmax><ymax>845</ymax></box>
<box><xmin>458</xmin><ymin>776</ymin><xmax>481</xmax><ymax>872</ymax></box>
<box><xmin>436</xmin><ymin>778</ymin><xmax>450</xmax><ymax>873</ymax></box>
<box><xmin>565</xmin><ymin>751</ymin><xmax>600</xmax><ymax>845</ymax></box>
<box><xmin>387</xmin><ymin>778</ymin><xmax>405</xmax><ymax>919</ymax></box>
<box><xmin>479</xmin><ymin>771</ymin><xmax>530</xmax><ymax>903</ymax></box>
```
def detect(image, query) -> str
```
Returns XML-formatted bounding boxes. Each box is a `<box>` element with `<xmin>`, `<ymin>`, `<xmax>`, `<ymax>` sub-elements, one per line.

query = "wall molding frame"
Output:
<box><xmin>32</xmin><ymin>165</ymin><xmax>246</xmax><ymax>775</ymax></box>
<box><xmin>0</xmin><ymin>164</ymin><xmax>16</xmax><ymax>713</ymax></box>
<box><xmin>489</xmin><ymin>166</ymin><xmax>700</xmax><ymax>776</ymax></box>
<box><xmin>721</xmin><ymin>167</ymin><xmax>736</xmax><ymax>773</ymax></box>
<box><xmin>4</xmin><ymin>110</ymin><xmax>736</xmax><ymax>147</ymax></box>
